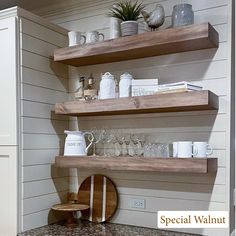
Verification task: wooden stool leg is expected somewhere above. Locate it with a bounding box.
[65,211,78,227]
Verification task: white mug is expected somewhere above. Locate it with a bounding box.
[193,142,212,158]
[68,31,86,46]
[173,141,197,158]
[86,31,104,44]
[173,142,178,157]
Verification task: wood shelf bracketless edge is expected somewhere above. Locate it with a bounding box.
[55,90,219,117]
[54,23,219,67]
[55,156,217,173]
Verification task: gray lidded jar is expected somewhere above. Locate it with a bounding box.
[172,4,194,27]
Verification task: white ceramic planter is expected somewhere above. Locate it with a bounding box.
[120,21,138,36]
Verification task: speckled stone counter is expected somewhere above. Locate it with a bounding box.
[18,221,201,236]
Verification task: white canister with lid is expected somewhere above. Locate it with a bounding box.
[119,72,133,97]
[99,72,116,99]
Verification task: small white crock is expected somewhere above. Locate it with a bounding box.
[119,72,133,97]
[99,72,116,99]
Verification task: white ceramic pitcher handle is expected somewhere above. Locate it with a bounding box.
[98,33,104,41]
[192,144,198,157]
[84,132,94,153]
[80,35,86,45]
[206,144,213,156]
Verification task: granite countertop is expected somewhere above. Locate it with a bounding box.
[18,221,201,236]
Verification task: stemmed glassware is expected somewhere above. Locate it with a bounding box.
[88,127,103,156]
[85,128,170,158]
[123,134,130,156]
[105,130,116,157]
[115,130,124,156]
[100,128,109,156]
[130,134,141,156]
[136,134,147,156]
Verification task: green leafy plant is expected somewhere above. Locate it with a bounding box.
[108,1,145,21]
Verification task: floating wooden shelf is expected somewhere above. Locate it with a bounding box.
[54,23,218,67]
[55,90,218,117]
[55,156,217,173]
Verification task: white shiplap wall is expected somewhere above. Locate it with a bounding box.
[19,14,70,231]
[38,0,233,235]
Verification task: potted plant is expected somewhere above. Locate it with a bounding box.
[108,1,145,37]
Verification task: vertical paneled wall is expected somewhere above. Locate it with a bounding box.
[20,17,69,231]
[40,0,232,235]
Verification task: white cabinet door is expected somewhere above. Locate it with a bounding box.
[0,17,17,145]
[0,146,17,236]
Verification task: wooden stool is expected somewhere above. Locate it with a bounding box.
[52,203,89,227]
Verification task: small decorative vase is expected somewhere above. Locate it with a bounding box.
[110,17,121,39]
[172,4,194,28]
[120,21,138,36]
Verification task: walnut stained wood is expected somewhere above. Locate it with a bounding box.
[55,156,217,173]
[54,23,218,67]
[52,203,89,212]
[52,203,90,227]
[78,175,118,223]
[55,90,218,117]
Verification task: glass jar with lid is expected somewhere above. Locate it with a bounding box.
[172,4,194,28]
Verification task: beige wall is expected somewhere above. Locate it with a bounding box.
[37,0,233,235]
[19,14,69,231]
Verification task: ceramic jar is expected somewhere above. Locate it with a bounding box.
[172,4,194,28]
[99,72,116,99]
[119,72,133,97]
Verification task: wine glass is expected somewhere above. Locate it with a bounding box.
[114,131,125,156]
[106,130,116,157]
[100,128,109,156]
[123,133,131,156]
[89,127,102,156]
[131,134,140,156]
[111,130,122,157]
[137,133,147,156]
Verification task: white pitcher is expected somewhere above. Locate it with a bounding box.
[64,130,94,156]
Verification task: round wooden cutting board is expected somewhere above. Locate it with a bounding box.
[78,174,118,223]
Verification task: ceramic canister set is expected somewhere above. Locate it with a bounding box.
[99,72,133,99]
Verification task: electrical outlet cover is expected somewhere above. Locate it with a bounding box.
[130,198,146,209]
